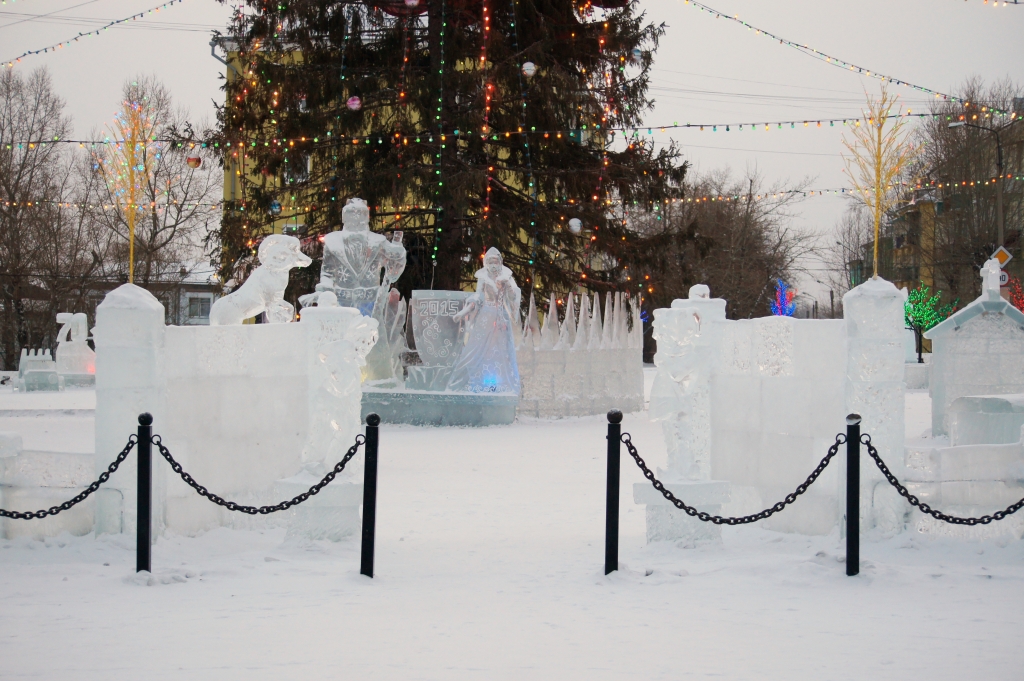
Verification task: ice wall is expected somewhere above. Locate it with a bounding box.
[516,292,643,418]
[93,285,374,538]
[642,278,907,539]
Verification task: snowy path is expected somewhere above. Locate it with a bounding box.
[2,412,1024,679]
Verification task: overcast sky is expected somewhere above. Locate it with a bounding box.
[2,0,1021,299]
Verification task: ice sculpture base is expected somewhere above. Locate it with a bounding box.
[905,362,929,390]
[633,480,731,544]
[361,388,518,427]
[275,474,362,542]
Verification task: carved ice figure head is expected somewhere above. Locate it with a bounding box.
[258,233,312,272]
[688,284,710,300]
[316,291,339,307]
[981,258,1002,297]
[484,247,503,279]
[342,197,370,233]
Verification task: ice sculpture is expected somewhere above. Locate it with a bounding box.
[16,348,63,392]
[306,197,407,315]
[210,234,312,325]
[407,290,473,390]
[55,312,96,386]
[926,258,1024,436]
[300,303,379,471]
[446,248,522,393]
[638,285,730,543]
[302,198,408,384]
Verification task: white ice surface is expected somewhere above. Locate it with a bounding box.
[1,395,1023,679]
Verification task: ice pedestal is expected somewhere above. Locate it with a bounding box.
[361,389,517,426]
[633,480,731,543]
[275,474,363,542]
[948,394,1024,446]
[904,434,1024,540]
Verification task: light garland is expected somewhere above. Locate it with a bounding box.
[9,109,1018,150]
[2,0,187,67]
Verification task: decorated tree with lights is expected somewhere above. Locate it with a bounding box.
[842,84,919,279]
[212,0,685,304]
[904,283,956,363]
[769,279,795,316]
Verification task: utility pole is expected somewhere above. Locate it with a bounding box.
[948,119,1018,248]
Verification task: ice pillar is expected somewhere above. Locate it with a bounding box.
[93,284,166,536]
[843,277,907,532]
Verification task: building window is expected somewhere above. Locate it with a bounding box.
[188,297,211,320]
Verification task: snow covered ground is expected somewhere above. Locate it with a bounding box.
[2,382,1023,679]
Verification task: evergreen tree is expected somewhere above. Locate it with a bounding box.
[212,0,685,306]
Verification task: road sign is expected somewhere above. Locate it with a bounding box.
[1000,270,1009,287]
[993,246,1013,267]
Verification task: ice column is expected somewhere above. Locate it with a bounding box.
[843,277,907,532]
[93,284,166,536]
[639,284,731,543]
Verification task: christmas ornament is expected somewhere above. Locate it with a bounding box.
[522,62,537,78]
[269,200,282,215]
[568,218,582,234]
[186,155,202,169]
[346,96,362,111]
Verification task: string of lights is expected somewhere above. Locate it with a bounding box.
[7,108,1016,150]
[2,0,187,67]
[680,0,1013,114]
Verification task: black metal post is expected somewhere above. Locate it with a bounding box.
[136,413,153,573]
[605,409,622,575]
[845,413,861,577]
[360,413,380,578]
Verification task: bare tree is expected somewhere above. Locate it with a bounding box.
[88,76,220,288]
[0,68,73,368]
[630,169,816,320]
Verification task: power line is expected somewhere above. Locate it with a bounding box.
[2,0,187,67]
[680,0,1012,114]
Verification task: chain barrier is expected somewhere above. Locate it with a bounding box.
[152,434,365,515]
[863,434,1024,525]
[622,432,846,525]
[0,436,138,520]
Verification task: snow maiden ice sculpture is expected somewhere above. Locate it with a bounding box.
[447,248,522,393]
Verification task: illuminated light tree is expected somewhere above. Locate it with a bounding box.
[842,84,920,279]
[904,283,957,363]
[770,279,795,316]
[95,81,161,284]
[1006,274,1024,312]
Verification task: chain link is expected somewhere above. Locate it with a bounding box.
[153,434,366,515]
[863,434,1024,526]
[0,436,138,520]
[622,432,846,525]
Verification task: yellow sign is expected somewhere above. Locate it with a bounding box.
[993,246,1013,267]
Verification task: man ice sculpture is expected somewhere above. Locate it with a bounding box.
[446,247,522,393]
[302,197,407,316]
[300,197,408,384]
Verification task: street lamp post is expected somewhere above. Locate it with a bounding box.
[948,120,1008,247]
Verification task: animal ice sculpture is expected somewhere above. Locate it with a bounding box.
[446,247,522,393]
[210,234,312,325]
[55,312,95,377]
